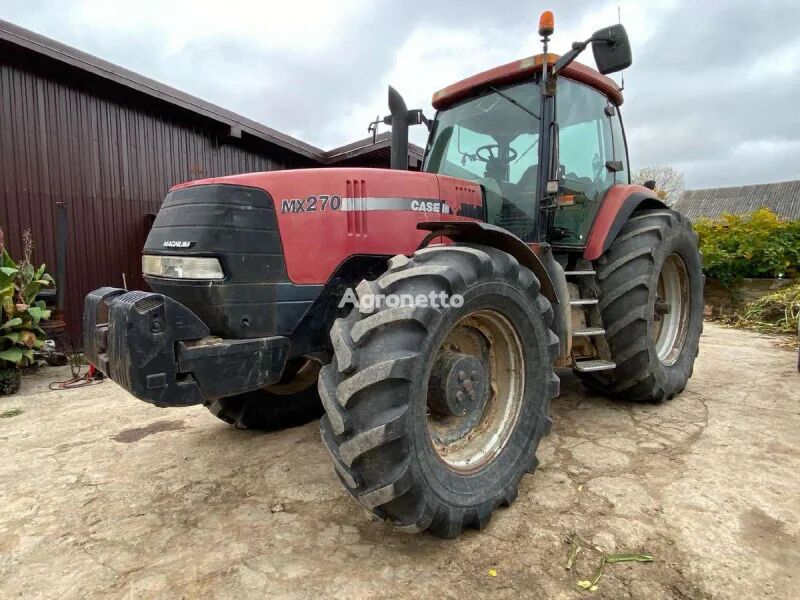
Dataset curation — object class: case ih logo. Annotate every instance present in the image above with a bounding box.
[410,199,449,213]
[162,240,195,248]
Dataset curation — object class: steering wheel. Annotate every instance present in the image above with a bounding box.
[475,144,518,163]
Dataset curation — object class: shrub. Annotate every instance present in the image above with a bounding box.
[0,229,55,369]
[693,208,800,288]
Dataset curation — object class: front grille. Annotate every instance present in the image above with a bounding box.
[143,184,287,338]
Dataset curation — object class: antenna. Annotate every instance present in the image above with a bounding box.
[367,114,381,144]
[618,5,625,91]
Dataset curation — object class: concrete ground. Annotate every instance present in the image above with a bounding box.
[0,323,798,599]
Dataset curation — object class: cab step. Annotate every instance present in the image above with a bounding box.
[569,298,599,306]
[574,359,616,372]
[564,270,596,276]
[573,327,606,337]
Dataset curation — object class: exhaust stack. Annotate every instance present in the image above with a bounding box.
[388,86,409,171]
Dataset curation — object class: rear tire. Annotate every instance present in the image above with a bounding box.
[576,209,704,402]
[206,359,323,430]
[319,244,559,538]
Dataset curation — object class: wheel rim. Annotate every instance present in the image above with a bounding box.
[652,254,691,366]
[426,309,525,473]
[264,359,320,395]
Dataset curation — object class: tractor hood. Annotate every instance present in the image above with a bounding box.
[166,168,484,284]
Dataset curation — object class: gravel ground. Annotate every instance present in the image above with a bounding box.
[0,322,798,599]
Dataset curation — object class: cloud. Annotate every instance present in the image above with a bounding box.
[2,0,799,188]
[620,0,800,187]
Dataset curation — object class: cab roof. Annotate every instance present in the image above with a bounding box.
[432,53,623,110]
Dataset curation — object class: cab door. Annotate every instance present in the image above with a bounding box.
[553,78,621,247]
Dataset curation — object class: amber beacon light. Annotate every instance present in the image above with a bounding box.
[538,10,554,37]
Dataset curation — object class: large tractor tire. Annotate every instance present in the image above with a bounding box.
[319,244,559,538]
[206,358,323,430]
[577,209,704,402]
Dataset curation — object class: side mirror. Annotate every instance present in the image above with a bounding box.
[406,109,432,130]
[591,24,632,75]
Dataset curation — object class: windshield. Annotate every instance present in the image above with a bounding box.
[423,82,540,240]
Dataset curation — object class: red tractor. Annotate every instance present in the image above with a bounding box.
[84,13,703,538]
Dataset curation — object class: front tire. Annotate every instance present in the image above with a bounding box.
[206,359,323,430]
[319,244,559,538]
[576,209,704,401]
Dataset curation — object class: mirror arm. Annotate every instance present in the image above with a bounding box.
[382,110,431,131]
[553,33,617,75]
[407,109,433,131]
[553,40,588,75]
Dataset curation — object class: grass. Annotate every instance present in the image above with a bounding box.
[0,408,23,418]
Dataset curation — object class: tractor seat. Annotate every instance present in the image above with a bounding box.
[479,177,505,225]
[516,164,539,194]
[480,176,538,238]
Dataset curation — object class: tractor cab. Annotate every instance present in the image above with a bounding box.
[423,70,629,246]
[423,49,630,248]
[392,12,634,250]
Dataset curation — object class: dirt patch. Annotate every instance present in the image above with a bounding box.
[739,507,793,569]
[0,323,798,599]
[111,419,187,443]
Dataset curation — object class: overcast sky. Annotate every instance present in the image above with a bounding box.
[3,0,799,189]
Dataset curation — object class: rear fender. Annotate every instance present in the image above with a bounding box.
[583,184,667,260]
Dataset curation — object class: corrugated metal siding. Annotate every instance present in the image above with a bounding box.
[674,180,800,221]
[1,46,312,345]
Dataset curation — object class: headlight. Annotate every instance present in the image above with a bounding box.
[142,255,224,280]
